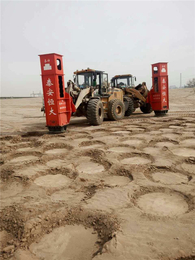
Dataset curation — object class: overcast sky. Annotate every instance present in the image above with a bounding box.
[1,1,195,97]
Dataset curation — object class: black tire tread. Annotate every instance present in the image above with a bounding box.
[108,99,125,121]
[87,99,104,125]
[124,97,134,116]
[140,103,153,114]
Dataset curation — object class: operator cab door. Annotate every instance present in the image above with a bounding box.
[127,76,136,87]
[93,72,108,95]
[101,73,108,94]
[84,74,92,88]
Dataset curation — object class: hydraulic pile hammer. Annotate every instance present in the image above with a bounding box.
[39,53,76,132]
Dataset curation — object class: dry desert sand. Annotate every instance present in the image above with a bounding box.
[0,88,195,260]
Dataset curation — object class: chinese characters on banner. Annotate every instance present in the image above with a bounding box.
[161,65,167,73]
[47,99,54,106]
[47,88,54,96]
[162,77,167,103]
[45,78,56,116]
[49,107,56,116]
[43,59,52,71]
[46,78,53,87]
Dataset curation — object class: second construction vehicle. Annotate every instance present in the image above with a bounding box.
[111,74,153,114]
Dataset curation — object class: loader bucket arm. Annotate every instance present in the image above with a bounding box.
[125,88,146,103]
[75,87,91,109]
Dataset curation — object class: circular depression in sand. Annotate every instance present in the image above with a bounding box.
[122,140,143,146]
[103,176,131,187]
[29,225,98,260]
[45,148,68,155]
[34,174,71,188]
[80,144,103,150]
[9,155,39,164]
[121,157,151,165]
[169,126,184,129]
[152,171,188,185]
[83,187,129,212]
[14,165,47,179]
[181,163,195,175]
[181,128,195,132]
[113,131,130,134]
[161,134,180,141]
[160,128,175,133]
[155,142,176,148]
[148,131,162,135]
[183,123,195,128]
[127,127,145,132]
[180,139,195,147]
[1,182,24,199]
[107,147,134,153]
[109,127,125,132]
[181,132,195,138]
[137,192,188,216]
[76,161,104,174]
[171,148,195,157]
[51,189,85,204]
[16,147,38,152]
[46,159,74,170]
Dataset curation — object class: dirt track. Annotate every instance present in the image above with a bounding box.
[0,88,195,260]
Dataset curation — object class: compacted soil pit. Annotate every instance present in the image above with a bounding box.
[51,189,85,204]
[121,156,151,165]
[171,148,195,157]
[34,174,71,188]
[8,155,39,165]
[107,146,134,153]
[45,148,68,155]
[76,160,105,174]
[136,192,189,217]
[102,175,131,187]
[29,225,98,260]
[181,163,195,175]
[152,171,188,185]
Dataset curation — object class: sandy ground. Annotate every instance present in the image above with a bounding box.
[0,88,195,260]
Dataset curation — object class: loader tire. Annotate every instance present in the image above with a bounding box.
[140,103,153,114]
[87,99,104,125]
[108,99,125,121]
[124,97,134,116]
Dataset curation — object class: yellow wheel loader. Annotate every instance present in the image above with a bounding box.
[111,74,153,115]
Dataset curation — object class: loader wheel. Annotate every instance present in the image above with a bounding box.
[124,97,134,116]
[87,99,104,125]
[140,103,153,114]
[108,99,125,121]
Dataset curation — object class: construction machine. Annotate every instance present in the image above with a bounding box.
[111,74,153,115]
[66,68,133,125]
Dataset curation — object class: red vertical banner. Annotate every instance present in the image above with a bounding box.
[160,76,169,109]
[41,75,58,126]
[150,62,169,112]
[39,53,75,130]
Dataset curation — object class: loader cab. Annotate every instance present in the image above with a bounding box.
[111,74,136,88]
[74,69,108,95]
